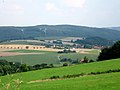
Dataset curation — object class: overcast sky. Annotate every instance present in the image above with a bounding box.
[0,0,120,27]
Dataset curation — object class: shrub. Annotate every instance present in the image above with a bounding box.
[63,63,68,66]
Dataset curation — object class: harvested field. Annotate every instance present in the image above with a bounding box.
[0,44,98,54]
[0,52,44,57]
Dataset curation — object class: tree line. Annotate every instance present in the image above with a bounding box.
[0,60,54,76]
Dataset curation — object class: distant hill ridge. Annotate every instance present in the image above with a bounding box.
[0,25,120,41]
[108,27,120,31]
[74,36,114,46]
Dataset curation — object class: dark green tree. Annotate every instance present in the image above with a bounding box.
[98,41,120,61]
[63,63,68,66]
[20,64,29,72]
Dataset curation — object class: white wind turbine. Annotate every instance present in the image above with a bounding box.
[43,28,47,37]
[39,27,47,37]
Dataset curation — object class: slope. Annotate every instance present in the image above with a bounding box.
[0,58,120,90]
[0,25,120,41]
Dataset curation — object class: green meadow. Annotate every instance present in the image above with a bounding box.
[20,72,120,90]
[0,58,120,90]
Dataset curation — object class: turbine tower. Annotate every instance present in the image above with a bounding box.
[43,28,47,37]
[39,27,47,37]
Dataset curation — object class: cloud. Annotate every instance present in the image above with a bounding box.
[1,3,24,15]
[63,0,86,8]
[45,2,57,11]
[13,5,24,14]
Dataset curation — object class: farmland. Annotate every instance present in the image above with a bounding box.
[0,58,120,90]
[0,49,99,65]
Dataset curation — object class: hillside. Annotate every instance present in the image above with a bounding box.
[74,36,114,46]
[0,58,120,90]
[0,25,120,41]
[108,27,120,31]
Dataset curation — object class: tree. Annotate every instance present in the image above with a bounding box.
[0,66,4,76]
[98,41,120,61]
[20,64,29,72]
[3,65,12,75]
[33,64,41,70]
[63,63,68,66]
[49,64,54,68]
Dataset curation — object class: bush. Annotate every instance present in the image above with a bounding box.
[50,76,60,79]
[63,63,68,66]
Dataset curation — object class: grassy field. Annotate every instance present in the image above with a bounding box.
[5,49,53,53]
[0,58,120,90]
[0,40,49,45]
[0,37,65,45]
[0,49,99,65]
[0,41,32,45]
[20,72,120,90]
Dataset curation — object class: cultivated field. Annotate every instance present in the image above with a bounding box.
[0,58,120,90]
[0,44,99,65]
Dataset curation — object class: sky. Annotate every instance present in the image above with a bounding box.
[0,0,120,27]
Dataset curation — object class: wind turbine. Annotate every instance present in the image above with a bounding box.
[39,27,47,37]
[43,28,47,37]
[20,28,25,35]
[39,28,41,31]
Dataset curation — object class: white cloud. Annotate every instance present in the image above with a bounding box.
[1,3,24,15]
[45,2,57,11]
[63,0,86,8]
[13,5,24,14]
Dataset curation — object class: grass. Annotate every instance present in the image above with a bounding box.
[0,58,120,82]
[0,53,60,65]
[87,49,100,55]
[5,49,53,53]
[0,49,99,65]
[20,72,120,90]
[0,41,31,45]
[0,58,120,90]
[35,36,65,40]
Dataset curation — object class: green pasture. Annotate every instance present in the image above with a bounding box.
[0,49,99,65]
[35,36,65,40]
[0,58,120,90]
[0,41,31,45]
[20,72,120,90]
[5,49,53,53]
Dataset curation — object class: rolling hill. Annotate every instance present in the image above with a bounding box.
[0,58,120,90]
[0,25,120,41]
[74,36,114,46]
[108,27,120,31]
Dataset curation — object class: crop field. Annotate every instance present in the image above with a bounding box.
[0,49,99,65]
[0,58,120,90]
